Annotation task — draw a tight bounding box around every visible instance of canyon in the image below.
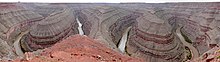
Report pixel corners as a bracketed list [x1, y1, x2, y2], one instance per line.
[0, 3, 219, 62]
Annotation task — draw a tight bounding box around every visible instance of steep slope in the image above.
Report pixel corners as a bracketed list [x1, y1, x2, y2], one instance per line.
[20, 9, 76, 51]
[11, 35, 144, 62]
[154, 3, 220, 55]
[126, 10, 185, 62]
[0, 3, 43, 59]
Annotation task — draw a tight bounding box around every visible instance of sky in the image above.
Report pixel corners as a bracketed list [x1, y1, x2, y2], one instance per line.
[1, 0, 219, 3]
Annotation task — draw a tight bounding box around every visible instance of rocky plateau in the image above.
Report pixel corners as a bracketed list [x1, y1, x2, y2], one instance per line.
[0, 3, 220, 62]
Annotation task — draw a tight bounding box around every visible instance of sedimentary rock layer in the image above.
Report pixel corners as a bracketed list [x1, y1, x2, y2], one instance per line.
[0, 3, 43, 59]
[21, 9, 76, 51]
[0, 3, 220, 62]
[74, 10, 92, 35]
[191, 47, 220, 62]
[126, 11, 185, 62]
[26, 3, 66, 17]
[9, 35, 144, 62]
[74, 6, 138, 51]
[109, 12, 142, 45]
[155, 5, 220, 55]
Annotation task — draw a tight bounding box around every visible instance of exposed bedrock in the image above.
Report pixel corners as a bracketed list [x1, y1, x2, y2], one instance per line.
[0, 3, 43, 59]
[20, 9, 76, 51]
[155, 7, 220, 55]
[97, 7, 143, 51]
[1, 3, 220, 62]
[74, 10, 92, 35]
[109, 12, 142, 45]
[191, 46, 220, 62]
[73, 7, 139, 52]
[0, 38, 14, 60]
[126, 11, 185, 62]
[10, 35, 144, 62]
[22, 3, 67, 17]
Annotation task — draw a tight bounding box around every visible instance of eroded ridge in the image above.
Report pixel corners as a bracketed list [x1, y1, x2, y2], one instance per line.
[109, 12, 142, 45]
[0, 3, 220, 62]
[22, 3, 66, 17]
[155, 5, 220, 55]
[126, 11, 185, 62]
[74, 6, 139, 51]
[21, 9, 76, 51]
[0, 3, 43, 59]
[74, 10, 92, 35]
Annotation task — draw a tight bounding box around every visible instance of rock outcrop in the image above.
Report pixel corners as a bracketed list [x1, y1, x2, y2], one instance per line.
[74, 6, 140, 51]
[154, 3, 220, 56]
[0, 3, 220, 62]
[24, 3, 66, 17]
[20, 9, 76, 51]
[0, 3, 43, 59]
[10, 35, 144, 62]
[191, 47, 220, 62]
[126, 10, 185, 62]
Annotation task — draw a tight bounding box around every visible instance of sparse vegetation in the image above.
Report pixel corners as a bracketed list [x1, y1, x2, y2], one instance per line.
[217, 56, 220, 59]
[183, 46, 192, 62]
[180, 29, 193, 44]
[217, 50, 220, 59]
[185, 47, 192, 60]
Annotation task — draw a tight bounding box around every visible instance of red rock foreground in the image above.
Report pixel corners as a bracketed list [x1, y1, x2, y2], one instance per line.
[10, 34, 143, 62]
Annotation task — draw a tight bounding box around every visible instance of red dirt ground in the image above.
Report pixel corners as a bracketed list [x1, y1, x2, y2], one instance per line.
[10, 34, 144, 62]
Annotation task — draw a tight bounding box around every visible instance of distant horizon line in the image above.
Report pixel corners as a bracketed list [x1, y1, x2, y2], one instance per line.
[0, 0, 219, 3]
[0, 1, 219, 3]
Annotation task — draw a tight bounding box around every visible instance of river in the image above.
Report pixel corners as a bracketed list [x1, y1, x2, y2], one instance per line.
[176, 27, 199, 60]
[76, 17, 84, 35]
[118, 26, 132, 53]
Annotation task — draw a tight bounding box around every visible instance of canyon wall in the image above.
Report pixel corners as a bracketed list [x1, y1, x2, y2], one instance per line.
[0, 3, 43, 59]
[0, 3, 220, 62]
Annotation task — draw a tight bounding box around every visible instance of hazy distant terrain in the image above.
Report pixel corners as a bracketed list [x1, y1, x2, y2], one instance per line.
[0, 3, 219, 62]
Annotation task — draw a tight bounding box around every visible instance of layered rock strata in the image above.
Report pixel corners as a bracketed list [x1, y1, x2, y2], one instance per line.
[0, 3, 220, 62]
[154, 5, 220, 55]
[126, 11, 185, 62]
[20, 9, 75, 51]
[109, 12, 142, 45]
[26, 3, 66, 17]
[74, 10, 92, 35]
[9, 35, 144, 62]
[74, 6, 139, 51]
[97, 7, 140, 51]
[191, 47, 220, 62]
[0, 3, 43, 59]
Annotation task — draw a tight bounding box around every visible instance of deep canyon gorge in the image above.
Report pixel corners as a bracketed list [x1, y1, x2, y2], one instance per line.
[0, 3, 220, 62]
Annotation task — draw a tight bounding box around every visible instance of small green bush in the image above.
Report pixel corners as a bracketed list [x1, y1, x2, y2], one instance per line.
[180, 30, 192, 44]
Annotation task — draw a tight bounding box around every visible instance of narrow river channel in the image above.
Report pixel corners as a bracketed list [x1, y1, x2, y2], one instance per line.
[118, 26, 132, 53]
[176, 27, 199, 60]
[13, 30, 29, 57]
[76, 17, 84, 35]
